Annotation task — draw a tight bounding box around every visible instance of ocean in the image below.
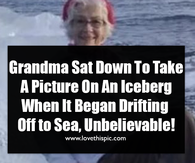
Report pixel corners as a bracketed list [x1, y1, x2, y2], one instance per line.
[0, 0, 195, 162]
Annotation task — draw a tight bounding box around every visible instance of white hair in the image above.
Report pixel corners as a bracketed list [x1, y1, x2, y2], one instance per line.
[63, 0, 114, 41]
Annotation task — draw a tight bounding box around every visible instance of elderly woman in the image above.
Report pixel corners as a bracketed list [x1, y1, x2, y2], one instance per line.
[62, 0, 115, 45]
[48, 1, 115, 163]
[47, 0, 113, 162]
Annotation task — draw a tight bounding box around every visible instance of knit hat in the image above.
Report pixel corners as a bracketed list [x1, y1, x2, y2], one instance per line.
[62, 0, 115, 25]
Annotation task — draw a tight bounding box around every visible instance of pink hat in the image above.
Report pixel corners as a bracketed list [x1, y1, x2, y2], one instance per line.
[62, 0, 115, 25]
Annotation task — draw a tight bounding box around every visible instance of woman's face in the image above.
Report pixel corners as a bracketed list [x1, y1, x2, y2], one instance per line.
[70, 4, 107, 45]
